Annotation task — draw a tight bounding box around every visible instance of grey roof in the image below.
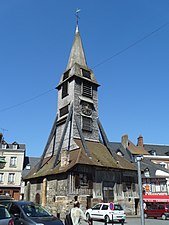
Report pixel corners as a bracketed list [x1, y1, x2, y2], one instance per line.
[144, 144, 169, 156]
[22, 156, 40, 178]
[66, 25, 87, 70]
[110, 142, 169, 178]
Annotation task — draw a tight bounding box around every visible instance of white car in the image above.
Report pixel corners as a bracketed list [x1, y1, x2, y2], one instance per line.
[85, 202, 126, 223]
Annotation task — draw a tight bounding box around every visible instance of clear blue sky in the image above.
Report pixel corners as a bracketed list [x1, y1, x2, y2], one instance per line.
[1, 0, 169, 157]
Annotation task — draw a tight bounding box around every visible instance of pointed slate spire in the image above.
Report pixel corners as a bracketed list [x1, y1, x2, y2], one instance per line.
[66, 24, 87, 70]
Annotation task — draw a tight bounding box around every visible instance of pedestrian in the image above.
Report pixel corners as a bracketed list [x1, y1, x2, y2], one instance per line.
[71, 201, 90, 225]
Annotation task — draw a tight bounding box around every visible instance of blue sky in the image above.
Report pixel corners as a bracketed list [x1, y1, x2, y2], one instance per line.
[0, 0, 169, 157]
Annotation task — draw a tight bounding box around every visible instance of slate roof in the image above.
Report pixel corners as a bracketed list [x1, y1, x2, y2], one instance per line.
[110, 141, 169, 178]
[22, 156, 40, 178]
[144, 144, 169, 156]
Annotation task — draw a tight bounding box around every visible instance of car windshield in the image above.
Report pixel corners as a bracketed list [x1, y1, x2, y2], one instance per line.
[22, 204, 52, 217]
[0, 207, 11, 219]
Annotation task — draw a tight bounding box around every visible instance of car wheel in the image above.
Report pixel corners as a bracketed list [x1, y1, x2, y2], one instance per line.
[86, 213, 91, 220]
[144, 213, 148, 219]
[104, 215, 110, 223]
[162, 214, 166, 220]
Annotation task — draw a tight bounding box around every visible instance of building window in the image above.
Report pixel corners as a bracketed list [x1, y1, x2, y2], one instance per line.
[8, 173, 15, 183]
[160, 162, 167, 168]
[26, 165, 31, 170]
[2, 144, 6, 149]
[60, 105, 69, 117]
[149, 150, 156, 156]
[82, 117, 92, 132]
[82, 81, 92, 98]
[0, 173, 4, 183]
[62, 82, 68, 98]
[81, 69, 91, 79]
[13, 145, 18, 150]
[10, 157, 17, 167]
[144, 168, 150, 177]
[116, 150, 124, 156]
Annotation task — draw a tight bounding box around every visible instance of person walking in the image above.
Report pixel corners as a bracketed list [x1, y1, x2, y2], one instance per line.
[71, 201, 89, 225]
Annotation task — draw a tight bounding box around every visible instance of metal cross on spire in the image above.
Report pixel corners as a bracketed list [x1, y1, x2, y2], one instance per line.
[75, 8, 81, 26]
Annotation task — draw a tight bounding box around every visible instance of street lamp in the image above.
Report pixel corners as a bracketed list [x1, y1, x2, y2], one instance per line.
[136, 155, 169, 225]
[136, 156, 145, 225]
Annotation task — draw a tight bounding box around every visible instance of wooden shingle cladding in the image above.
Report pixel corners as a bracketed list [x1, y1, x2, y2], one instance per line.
[24, 139, 137, 180]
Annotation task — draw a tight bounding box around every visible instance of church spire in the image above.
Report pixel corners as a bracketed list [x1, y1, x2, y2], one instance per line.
[66, 12, 87, 70]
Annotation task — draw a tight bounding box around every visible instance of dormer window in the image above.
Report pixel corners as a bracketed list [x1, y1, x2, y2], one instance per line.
[144, 168, 150, 177]
[149, 150, 156, 156]
[160, 162, 167, 168]
[2, 144, 6, 149]
[82, 81, 92, 98]
[26, 165, 31, 170]
[165, 151, 169, 156]
[81, 69, 91, 79]
[116, 150, 124, 157]
[12, 142, 18, 149]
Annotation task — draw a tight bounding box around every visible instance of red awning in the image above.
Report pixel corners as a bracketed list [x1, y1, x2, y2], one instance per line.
[143, 195, 169, 202]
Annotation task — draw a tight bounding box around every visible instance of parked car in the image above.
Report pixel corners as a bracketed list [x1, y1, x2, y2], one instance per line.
[0, 200, 64, 225]
[0, 204, 14, 225]
[144, 203, 169, 220]
[85, 202, 126, 223]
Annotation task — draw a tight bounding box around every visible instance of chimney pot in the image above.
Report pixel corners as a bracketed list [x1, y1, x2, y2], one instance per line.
[121, 134, 128, 149]
[137, 135, 143, 146]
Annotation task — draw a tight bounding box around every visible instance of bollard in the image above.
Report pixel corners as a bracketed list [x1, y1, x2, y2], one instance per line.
[90, 218, 93, 225]
[104, 217, 107, 225]
[121, 219, 124, 225]
[111, 214, 113, 225]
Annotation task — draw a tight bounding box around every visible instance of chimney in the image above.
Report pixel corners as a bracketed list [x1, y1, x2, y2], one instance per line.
[137, 135, 143, 147]
[121, 134, 128, 149]
[0, 133, 3, 143]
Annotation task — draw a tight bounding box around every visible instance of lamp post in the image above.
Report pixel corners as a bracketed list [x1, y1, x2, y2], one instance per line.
[136, 155, 169, 225]
[136, 156, 145, 225]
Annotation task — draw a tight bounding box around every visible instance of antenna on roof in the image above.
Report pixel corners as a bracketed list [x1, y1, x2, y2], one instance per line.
[75, 8, 81, 28]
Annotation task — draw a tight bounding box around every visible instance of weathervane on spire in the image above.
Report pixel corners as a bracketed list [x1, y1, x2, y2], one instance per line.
[75, 8, 81, 26]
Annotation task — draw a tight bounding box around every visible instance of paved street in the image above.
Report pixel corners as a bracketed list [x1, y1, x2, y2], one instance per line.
[81, 218, 169, 225]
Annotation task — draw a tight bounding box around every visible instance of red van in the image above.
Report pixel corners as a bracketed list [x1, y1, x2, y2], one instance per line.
[144, 203, 169, 220]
